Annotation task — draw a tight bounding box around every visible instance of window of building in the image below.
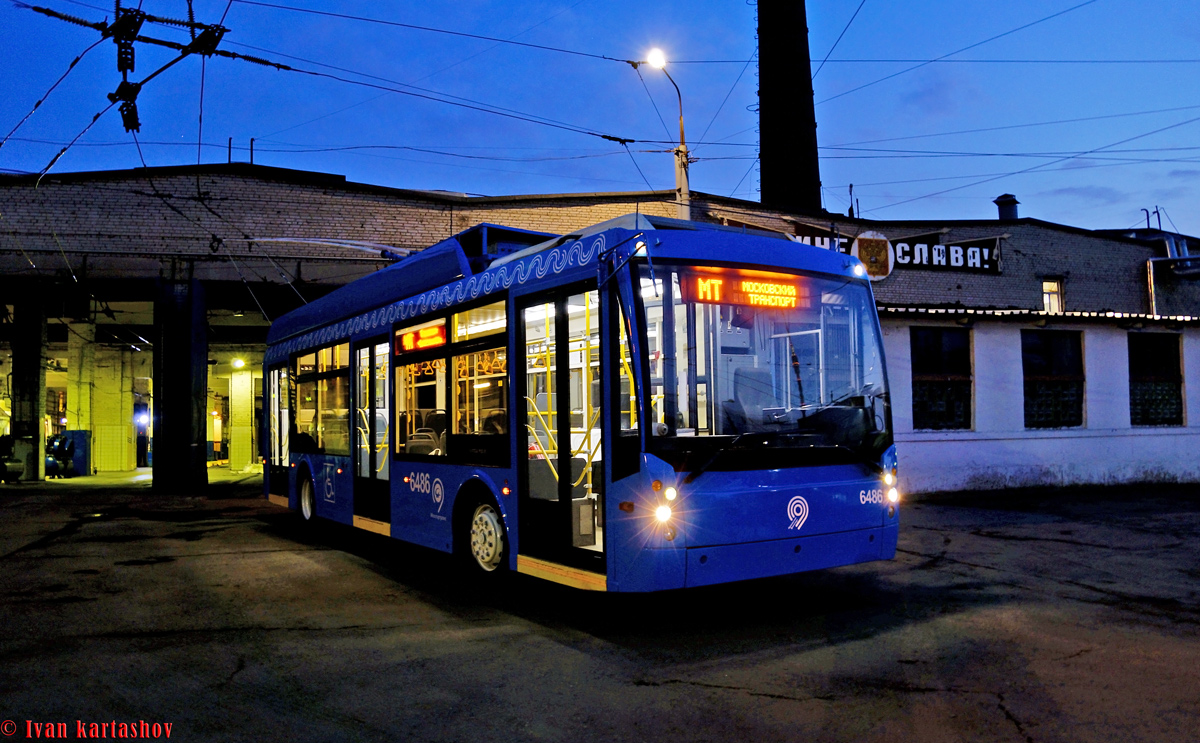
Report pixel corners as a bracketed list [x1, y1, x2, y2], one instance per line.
[1021, 330, 1083, 428]
[1129, 333, 1183, 426]
[293, 342, 351, 455]
[910, 327, 972, 430]
[1042, 279, 1064, 314]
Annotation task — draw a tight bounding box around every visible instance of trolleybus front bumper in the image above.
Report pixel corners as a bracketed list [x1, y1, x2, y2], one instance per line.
[683, 523, 898, 588]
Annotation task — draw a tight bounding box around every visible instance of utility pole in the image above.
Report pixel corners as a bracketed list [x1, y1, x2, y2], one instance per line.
[649, 48, 690, 221]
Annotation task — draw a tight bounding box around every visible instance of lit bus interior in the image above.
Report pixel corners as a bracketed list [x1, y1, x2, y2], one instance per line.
[523, 291, 604, 553]
[640, 265, 890, 458]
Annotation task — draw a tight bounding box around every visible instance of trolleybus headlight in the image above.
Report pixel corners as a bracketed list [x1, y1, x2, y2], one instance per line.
[884, 472, 895, 487]
[664, 486, 677, 501]
[655, 505, 672, 523]
[887, 487, 899, 503]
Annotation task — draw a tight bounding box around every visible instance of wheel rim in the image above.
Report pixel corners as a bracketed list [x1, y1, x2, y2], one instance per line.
[469, 504, 505, 572]
[300, 480, 314, 520]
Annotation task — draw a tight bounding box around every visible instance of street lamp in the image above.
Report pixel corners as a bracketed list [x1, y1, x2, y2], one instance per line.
[648, 48, 690, 220]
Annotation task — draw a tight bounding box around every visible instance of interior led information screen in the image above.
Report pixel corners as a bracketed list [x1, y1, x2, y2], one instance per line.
[679, 268, 812, 309]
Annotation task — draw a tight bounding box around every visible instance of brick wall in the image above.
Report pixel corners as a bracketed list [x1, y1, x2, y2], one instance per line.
[3, 164, 1195, 316]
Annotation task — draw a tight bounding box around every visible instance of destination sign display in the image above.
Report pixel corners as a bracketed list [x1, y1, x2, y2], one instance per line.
[396, 321, 447, 354]
[679, 269, 811, 309]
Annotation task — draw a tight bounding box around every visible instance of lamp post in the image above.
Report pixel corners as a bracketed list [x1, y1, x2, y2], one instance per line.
[648, 48, 690, 221]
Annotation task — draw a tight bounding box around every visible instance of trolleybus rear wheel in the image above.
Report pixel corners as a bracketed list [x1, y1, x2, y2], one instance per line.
[299, 477, 316, 522]
[465, 500, 507, 573]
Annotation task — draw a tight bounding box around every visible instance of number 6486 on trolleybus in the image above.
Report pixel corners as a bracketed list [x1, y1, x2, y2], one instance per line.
[262, 214, 899, 592]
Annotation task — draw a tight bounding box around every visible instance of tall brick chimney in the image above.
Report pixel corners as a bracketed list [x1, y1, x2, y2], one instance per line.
[757, 0, 823, 214]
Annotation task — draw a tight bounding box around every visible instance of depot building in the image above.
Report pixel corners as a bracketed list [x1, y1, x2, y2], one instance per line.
[1, 165, 1197, 494]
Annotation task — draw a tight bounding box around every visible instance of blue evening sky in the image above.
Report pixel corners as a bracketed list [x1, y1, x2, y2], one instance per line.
[2, 1, 1198, 234]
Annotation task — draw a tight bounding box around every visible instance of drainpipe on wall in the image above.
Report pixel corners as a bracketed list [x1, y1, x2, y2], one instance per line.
[1147, 259, 1158, 317]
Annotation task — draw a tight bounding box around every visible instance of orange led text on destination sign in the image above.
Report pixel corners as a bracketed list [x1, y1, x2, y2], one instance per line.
[691, 276, 800, 309]
[399, 325, 447, 352]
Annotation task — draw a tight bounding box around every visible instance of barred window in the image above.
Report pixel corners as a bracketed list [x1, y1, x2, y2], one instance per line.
[910, 327, 972, 430]
[1022, 330, 1083, 428]
[1129, 333, 1183, 426]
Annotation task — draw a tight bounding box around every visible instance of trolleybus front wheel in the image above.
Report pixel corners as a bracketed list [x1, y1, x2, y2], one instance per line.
[299, 477, 316, 522]
[463, 500, 508, 574]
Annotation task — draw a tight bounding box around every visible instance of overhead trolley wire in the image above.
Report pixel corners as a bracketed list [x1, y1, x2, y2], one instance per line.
[728, 156, 759, 198]
[36, 100, 117, 184]
[866, 112, 1200, 214]
[828, 103, 1200, 148]
[694, 49, 757, 154]
[811, 0, 866, 80]
[224, 40, 625, 140]
[814, 58, 1200, 65]
[256, 0, 589, 139]
[633, 66, 675, 143]
[229, 0, 637, 65]
[817, 0, 1101, 105]
[0, 36, 105, 151]
[622, 142, 656, 191]
[213, 40, 640, 146]
[15, 3, 655, 157]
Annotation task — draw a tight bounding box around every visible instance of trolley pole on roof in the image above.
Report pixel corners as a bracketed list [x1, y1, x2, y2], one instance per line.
[648, 48, 691, 221]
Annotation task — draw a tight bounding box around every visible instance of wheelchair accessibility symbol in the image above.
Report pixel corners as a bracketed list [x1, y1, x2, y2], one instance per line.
[323, 463, 338, 502]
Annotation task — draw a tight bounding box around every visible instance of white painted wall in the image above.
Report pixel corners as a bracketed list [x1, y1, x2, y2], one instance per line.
[880, 322, 911, 433]
[974, 324, 1025, 433]
[1085, 326, 1130, 429]
[1186, 330, 1200, 427]
[888, 322, 1200, 495]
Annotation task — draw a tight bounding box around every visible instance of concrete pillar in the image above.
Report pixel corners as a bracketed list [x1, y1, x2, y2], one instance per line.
[228, 367, 256, 472]
[67, 321, 96, 474]
[93, 346, 136, 472]
[11, 294, 47, 481]
[153, 279, 208, 494]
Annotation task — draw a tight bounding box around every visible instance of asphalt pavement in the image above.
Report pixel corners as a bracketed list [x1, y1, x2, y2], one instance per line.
[1, 470, 1197, 742]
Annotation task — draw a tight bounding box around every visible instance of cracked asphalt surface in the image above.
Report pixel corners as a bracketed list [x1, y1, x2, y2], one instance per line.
[2, 473, 1198, 742]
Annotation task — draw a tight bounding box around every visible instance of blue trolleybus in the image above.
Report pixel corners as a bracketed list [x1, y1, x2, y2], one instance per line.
[262, 214, 899, 591]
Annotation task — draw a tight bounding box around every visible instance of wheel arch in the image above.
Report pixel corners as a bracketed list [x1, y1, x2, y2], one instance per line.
[451, 476, 509, 557]
[295, 460, 315, 496]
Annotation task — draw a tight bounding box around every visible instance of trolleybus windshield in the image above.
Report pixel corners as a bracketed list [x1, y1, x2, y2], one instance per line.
[638, 264, 891, 466]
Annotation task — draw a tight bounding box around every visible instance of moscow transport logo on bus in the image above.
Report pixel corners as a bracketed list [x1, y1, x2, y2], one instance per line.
[786, 496, 809, 531]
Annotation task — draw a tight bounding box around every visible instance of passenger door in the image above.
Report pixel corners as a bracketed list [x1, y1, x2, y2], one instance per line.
[517, 287, 605, 573]
[353, 339, 391, 523]
[266, 365, 289, 496]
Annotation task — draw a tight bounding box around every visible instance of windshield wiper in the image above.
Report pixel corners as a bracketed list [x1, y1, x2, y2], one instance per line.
[682, 435, 879, 483]
[802, 443, 883, 474]
[682, 432, 764, 483]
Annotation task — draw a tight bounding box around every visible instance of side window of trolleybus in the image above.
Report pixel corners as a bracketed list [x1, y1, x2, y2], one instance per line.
[292, 342, 351, 455]
[394, 318, 449, 457]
